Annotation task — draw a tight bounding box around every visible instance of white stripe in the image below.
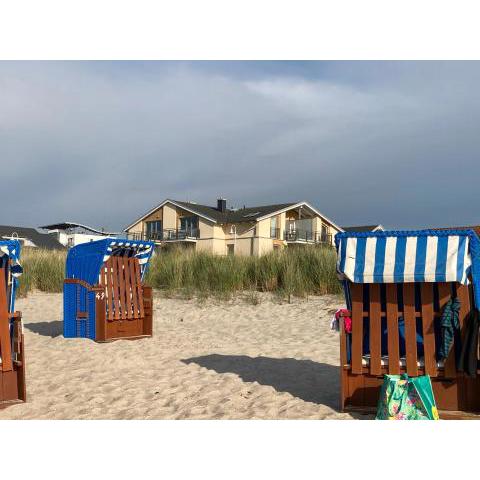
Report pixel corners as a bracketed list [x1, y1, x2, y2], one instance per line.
[424, 236, 438, 282]
[462, 237, 471, 284]
[383, 237, 397, 282]
[445, 235, 459, 282]
[342, 238, 357, 282]
[403, 236, 418, 282]
[362, 237, 377, 281]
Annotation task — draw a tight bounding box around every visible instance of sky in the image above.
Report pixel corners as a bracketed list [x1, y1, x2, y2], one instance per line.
[1, 61, 480, 232]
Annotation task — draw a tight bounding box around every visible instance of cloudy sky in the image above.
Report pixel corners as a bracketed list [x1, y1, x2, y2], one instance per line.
[1, 61, 479, 231]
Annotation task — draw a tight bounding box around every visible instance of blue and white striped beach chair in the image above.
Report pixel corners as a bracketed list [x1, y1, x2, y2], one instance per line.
[0, 240, 25, 407]
[63, 238, 155, 342]
[335, 229, 480, 417]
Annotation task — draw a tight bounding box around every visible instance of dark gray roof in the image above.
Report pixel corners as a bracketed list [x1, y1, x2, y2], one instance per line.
[0, 225, 65, 250]
[39, 221, 117, 235]
[174, 200, 297, 224]
[342, 225, 383, 232]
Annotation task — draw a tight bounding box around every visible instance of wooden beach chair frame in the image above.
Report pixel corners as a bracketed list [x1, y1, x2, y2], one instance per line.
[63, 239, 154, 342]
[0, 246, 26, 408]
[336, 230, 480, 419]
[340, 281, 480, 417]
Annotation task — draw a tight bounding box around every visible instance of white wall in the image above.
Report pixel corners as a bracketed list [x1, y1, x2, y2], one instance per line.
[52, 231, 108, 247]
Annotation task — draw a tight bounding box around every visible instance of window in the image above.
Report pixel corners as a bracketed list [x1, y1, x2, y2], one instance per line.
[180, 216, 199, 236]
[146, 220, 162, 240]
[321, 224, 328, 242]
[270, 217, 279, 238]
[227, 244, 235, 256]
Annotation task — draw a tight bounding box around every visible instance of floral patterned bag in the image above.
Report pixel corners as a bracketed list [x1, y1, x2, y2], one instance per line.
[375, 374, 439, 420]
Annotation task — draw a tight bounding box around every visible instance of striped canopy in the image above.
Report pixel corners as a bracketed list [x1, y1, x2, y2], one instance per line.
[336, 229, 480, 311]
[335, 230, 480, 288]
[0, 240, 22, 313]
[0, 239, 22, 278]
[66, 238, 155, 286]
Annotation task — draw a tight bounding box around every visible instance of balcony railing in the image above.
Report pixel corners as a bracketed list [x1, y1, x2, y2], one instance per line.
[284, 230, 333, 244]
[127, 228, 200, 242]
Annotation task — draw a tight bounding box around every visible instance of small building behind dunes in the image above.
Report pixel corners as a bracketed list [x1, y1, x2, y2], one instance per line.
[0, 224, 65, 250]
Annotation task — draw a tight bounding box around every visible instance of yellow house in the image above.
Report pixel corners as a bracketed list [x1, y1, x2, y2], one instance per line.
[124, 198, 343, 256]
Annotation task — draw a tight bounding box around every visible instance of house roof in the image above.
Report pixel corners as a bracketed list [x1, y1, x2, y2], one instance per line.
[342, 224, 384, 232]
[0, 225, 65, 250]
[125, 199, 344, 232]
[39, 221, 118, 235]
[174, 200, 296, 223]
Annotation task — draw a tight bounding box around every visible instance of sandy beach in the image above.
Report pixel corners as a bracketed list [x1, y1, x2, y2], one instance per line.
[0, 291, 358, 420]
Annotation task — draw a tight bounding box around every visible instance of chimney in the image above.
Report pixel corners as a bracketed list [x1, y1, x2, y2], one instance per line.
[217, 198, 227, 213]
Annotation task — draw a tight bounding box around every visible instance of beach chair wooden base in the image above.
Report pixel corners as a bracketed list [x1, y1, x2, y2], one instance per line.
[0, 314, 26, 409]
[341, 368, 480, 419]
[340, 281, 480, 418]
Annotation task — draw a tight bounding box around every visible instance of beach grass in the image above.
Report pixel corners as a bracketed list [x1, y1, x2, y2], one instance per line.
[16, 245, 341, 299]
[145, 245, 341, 299]
[17, 248, 67, 297]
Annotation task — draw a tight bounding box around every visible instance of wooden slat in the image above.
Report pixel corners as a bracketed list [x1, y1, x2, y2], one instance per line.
[106, 259, 115, 321]
[421, 283, 437, 376]
[128, 258, 139, 319]
[438, 282, 456, 378]
[386, 284, 400, 374]
[350, 283, 363, 375]
[369, 284, 382, 375]
[119, 257, 128, 320]
[403, 283, 418, 376]
[123, 256, 133, 318]
[111, 257, 119, 319]
[113, 257, 123, 320]
[340, 316, 348, 367]
[0, 267, 13, 372]
[99, 265, 110, 321]
[133, 258, 145, 319]
[104, 258, 114, 322]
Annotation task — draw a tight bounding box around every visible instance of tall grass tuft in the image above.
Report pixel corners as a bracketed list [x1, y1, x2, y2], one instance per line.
[17, 248, 66, 297]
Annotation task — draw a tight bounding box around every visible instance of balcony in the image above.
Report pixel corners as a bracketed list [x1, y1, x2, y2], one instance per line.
[127, 228, 200, 243]
[284, 230, 332, 245]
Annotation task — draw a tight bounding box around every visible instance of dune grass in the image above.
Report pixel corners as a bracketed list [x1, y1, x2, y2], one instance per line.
[16, 245, 341, 300]
[145, 245, 341, 299]
[16, 248, 67, 297]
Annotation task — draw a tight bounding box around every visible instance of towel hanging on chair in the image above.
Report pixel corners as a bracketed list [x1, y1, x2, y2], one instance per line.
[438, 297, 461, 360]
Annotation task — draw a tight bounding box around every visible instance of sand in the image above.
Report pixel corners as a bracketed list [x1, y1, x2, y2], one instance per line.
[0, 291, 357, 419]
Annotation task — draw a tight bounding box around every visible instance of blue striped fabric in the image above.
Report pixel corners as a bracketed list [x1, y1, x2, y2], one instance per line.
[0, 240, 22, 314]
[373, 236, 386, 282]
[335, 230, 474, 285]
[66, 237, 155, 284]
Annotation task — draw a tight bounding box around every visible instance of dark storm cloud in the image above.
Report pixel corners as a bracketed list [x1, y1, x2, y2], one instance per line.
[1, 61, 479, 231]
